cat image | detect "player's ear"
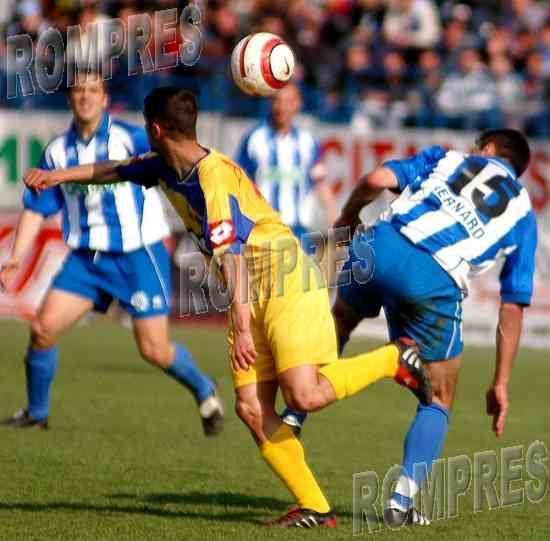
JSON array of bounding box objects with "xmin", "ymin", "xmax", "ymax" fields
[
  {"xmin": 480, "ymin": 142, "xmax": 497, "ymax": 157},
  {"xmin": 150, "ymin": 121, "xmax": 162, "ymax": 139}
]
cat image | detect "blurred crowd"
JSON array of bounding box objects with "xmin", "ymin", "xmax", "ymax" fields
[{"xmin": 1, "ymin": 0, "xmax": 549, "ymax": 137}]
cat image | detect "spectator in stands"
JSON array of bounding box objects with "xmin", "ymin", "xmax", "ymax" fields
[
  {"xmin": 6, "ymin": 0, "xmax": 48, "ymax": 40},
  {"xmin": 436, "ymin": 48, "xmax": 502, "ymax": 130},
  {"xmin": 489, "ymin": 54, "xmax": 526, "ymax": 124},
  {"xmin": 341, "ymin": 44, "xmax": 378, "ymax": 102},
  {"xmin": 406, "ymin": 49, "xmax": 444, "ymax": 127},
  {"xmin": 524, "ymin": 50, "xmax": 548, "ymax": 111},
  {"xmin": 382, "ymin": 0, "xmax": 441, "ymax": 50},
  {"xmin": 539, "ymin": 19, "xmax": 550, "ymax": 76},
  {"xmin": 0, "ymin": 0, "xmax": 546, "ymax": 134},
  {"xmin": 503, "ymin": 0, "xmax": 547, "ymax": 34}
]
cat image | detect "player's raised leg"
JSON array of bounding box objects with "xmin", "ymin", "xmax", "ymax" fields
[
  {"xmin": 2, "ymin": 289, "xmax": 94, "ymax": 429},
  {"xmin": 132, "ymin": 315, "xmax": 223, "ymax": 435},
  {"xmin": 234, "ymin": 379, "xmax": 337, "ymax": 528},
  {"xmin": 280, "ymin": 295, "xmax": 363, "ymax": 430}
]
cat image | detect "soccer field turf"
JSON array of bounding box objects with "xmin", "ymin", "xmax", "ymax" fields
[{"xmin": 0, "ymin": 319, "xmax": 548, "ymax": 541}]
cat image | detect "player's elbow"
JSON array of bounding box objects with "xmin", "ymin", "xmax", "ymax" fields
[{"xmin": 364, "ymin": 167, "xmax": 397, "ymax": 190}]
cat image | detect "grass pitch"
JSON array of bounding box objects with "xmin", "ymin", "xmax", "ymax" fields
[{"xmin": 0, "ymin": 319, "xmax": 548, "ymax": 541}]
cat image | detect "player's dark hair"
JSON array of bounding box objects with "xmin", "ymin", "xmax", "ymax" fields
[
  {"xmin": 476, "ymin": 129, "xmax": 531, "ymax": 177},
  {"xmin": 67, "ymin": 68, "xmax": 108, "ymax": 94},
  {"xmin": 144, "ymin": 87, "xmax": 198, "ymax": 140}
]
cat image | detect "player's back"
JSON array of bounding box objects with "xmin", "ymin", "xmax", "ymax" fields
[{"xmin": 382, "ymin": 146, "xmax": 537, "ymax": 293}]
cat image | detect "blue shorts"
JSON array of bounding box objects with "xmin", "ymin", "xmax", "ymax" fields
[
  {"xmin": 338, "ymin": 222, "xmax": 463, "ymax": 361},
  {"xmin": 52, "ymin": 241, "xmax": 171, "ymax": 319}
]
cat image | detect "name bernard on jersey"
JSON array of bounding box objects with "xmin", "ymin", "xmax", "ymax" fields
[{"xmin": 432, "ymin": 184, "xmax": 485, "ymax": 239}]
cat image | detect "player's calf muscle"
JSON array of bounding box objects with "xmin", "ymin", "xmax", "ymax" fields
[{"xmin": 427, "ymin": 357, "xmax": 461, "ymax": 409}]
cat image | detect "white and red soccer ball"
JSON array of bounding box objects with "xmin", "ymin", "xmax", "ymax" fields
[{"xmin": 231, "ymin": 32, "xmax": 295, "ymax": 97}]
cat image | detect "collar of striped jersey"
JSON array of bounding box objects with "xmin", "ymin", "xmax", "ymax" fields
[
  {"xmin": 265, "ymin": 117, "xmax": 299, "ymax": 139},
  {"xmin": 66, "ymin": 112, "xmax": 110, "ymax": 167},
  {"xmin": 68, "ymin": 112, "xmax": 110, "ymax": 147},
  {"xmin": 486, "ymin": 156, "xmax": 517, "ymax": 180}
]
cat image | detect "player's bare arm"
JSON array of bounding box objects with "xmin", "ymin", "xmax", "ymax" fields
[
  {"xmin": 0, "ymin": 209, "xmax": 44, "ymax": 291},
  {"xmin": 221, "ymin": 252, "xmax": 257, "ymax": 372},
  {"xmin": 334, "ymin": 166, "xmax": 398, "ymax": 233},
  {"xmin": 23, "ymin": 160, "xmax": 124, "ymax": 192},
  {"xmin": 487, "ymin": 302, "xmax": 524, "ymax": 438}
]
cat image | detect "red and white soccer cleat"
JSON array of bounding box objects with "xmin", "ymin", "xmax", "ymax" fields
[{"xmin": 392, "ymin": 338, "xmax": 433, "ymax": 406}]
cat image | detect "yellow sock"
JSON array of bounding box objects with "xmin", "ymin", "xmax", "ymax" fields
[
  {"xmin": 319, "ymin": 344, "xmax": 399, "ymax": 400},
  {"xmin": 260, "ymin": 423, "xmax": 331, "ymax": 513}
]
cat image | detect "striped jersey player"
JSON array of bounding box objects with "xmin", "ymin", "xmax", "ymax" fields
[
  {"xmin": 1, "ymin": 76, "xmax": 223, "ymax": 434},
  {"xmin": 329, "ymin": 129, "xmax": 536, "ymax": 526},
  {"xmin": 236, "ymin": 84, "xmax": 336, "ymax": 244}
]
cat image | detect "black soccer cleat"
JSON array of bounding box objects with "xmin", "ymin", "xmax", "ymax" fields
[
  {"xmin": 384, "ymin": 506, "xmax": 431, "ymax": 527},
  {"xmin": 0, "ymin": 409, "xmax": 48, "ymax": 430},
  {"xmin": 392, "ymin": 338, "xmax": 432, "ymax": 406},
  {"xmin": 264, "ymin": 507, "xmax": 338, "ymax": 528},
  {"xmin": 198, "ymin": 391, "xmax": 224, "ymax": 437}
]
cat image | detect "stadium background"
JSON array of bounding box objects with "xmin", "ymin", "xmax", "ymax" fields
[{"xmin": 0, "ymin": 0, "xmax": 548, "ymax": 346}]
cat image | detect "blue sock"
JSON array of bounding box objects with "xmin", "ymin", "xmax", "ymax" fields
[
  {"xmin": 26, "ymin": 346, "xmax": 59, "ymax": 421},
  {"xmin": 280, "ymin": 407, "xmax": 308, "ymax": 427},
  {"xmin": 390, "ymin": 403, "xmax": 450, "ymax": 510},
  {"xmin": 280, "ymin": 334, "xmax": 350, "ymax": 428},
  {"xmin": 165, "ymin": 343, "xmax": 214, "ymax": 403}
]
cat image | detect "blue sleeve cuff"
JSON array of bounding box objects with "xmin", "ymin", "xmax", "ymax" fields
[
  {"xmin": 383, "ymin": 160, "xmax": 408, "ymax": 193},
  {"xmin": 501, "ymin": 292, "xmax": 531, "ymax": 306}
]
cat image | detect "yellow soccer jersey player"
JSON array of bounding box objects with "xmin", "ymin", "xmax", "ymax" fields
[
  {"xmin": 24, "ymin": 87, "xmax": 432, "ymax": 529},
  {"xmin": 115, "ymin": 147, "xmax": 338, "ymax": 388}
]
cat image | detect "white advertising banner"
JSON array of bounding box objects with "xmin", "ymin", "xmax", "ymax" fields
[{"xmin": 0, "ymin": 111, "xmax": 548, "ymax": 348}]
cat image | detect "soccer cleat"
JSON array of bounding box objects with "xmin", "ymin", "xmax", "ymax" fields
[
  {"xmin": 264, "ymin": 507, "xmax": 338, "ymax": 528},
  {"xmin": 198, "ymin": 391, "xmax": 224, "ymax": 437},
  {"xmin": 392, "ymin": 339, "xmax": 432, "ymax": 406},
  {"xmin": 0, "ymin": 408, "xmax": 48, "ymax": 430},
  {"xmin": 384, "ymin": 506, "xmax": 431, "ymax": 527}
]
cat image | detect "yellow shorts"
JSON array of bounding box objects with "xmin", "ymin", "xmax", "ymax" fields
[{"xmin": 229, "ymin": 249, "xmax": 338, "ymax": 389}]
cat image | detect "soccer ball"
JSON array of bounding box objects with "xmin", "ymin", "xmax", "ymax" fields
[{"xmin": 231, "ymin": 32, "xmax": 295, "ymax": 97}]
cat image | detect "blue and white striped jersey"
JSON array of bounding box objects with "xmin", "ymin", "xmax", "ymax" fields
[
  {"xmin": 381, "ymin": 145, "xmax": 537, "ymax": 303},
  {"xmin": 23, "ymin": 114, "xmax": 169, "ymax": 252},
  {"xmin": 236, "ymin": 121, "xmax": 323, "ymax": 229}
]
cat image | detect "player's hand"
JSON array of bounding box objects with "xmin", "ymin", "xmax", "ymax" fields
[
  {"xmin": 0, "ymin": 257, "xmax": 20, "ymax": 292},
  {"xmin": 232, "ymin": 329, "xmax": 257, "ymax": 371},
  {"xmin": 486, "ymin": 384, "xmax": 509, "ymax": 438},
  {"xmin": 23, "ymin": 168, "xmax": 57, "ymax": 192}
]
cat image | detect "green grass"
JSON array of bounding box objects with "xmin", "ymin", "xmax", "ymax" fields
[{"xmin": 0, "ymin": 319, "xmax": 548, "ymax": 540}]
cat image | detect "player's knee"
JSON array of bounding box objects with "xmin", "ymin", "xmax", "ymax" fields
[
  {"xmin": 431, "ymin": 379, "xmax": 456, "ymax": 409},
  {"xmin": 30, "ymin": 318, "xmax": 57, "ymax": 349},
  {"xmin": 138, "ymin": 339, "xmax": 173, "ymax": 368},
  {"xmin": 284, "ymin": 389, "xmax": 318, "ymax": 413}
]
